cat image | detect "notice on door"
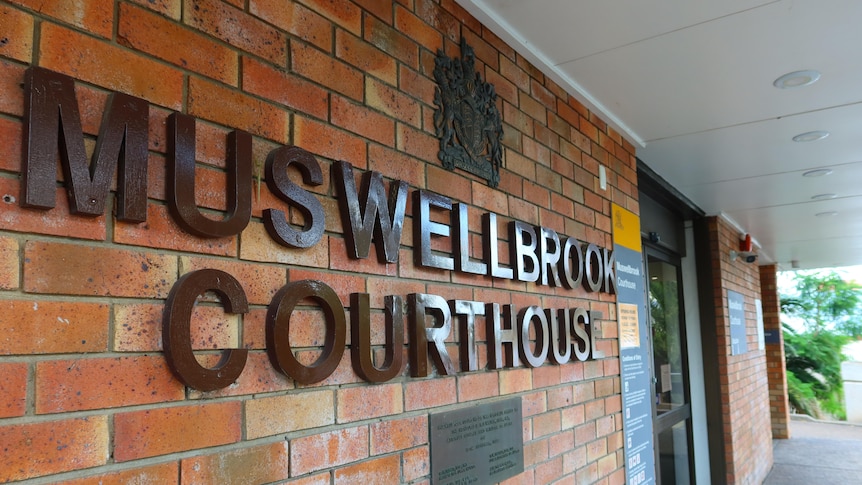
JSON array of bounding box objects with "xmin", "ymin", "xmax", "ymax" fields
[{"xmin": 612, "ymin": 204, "xmax": 656, "ymax": 485}]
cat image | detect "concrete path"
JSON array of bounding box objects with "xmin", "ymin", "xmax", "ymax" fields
[{"xmin": 764, "ymin": 416, "xmax": 862, "ymax": 484}]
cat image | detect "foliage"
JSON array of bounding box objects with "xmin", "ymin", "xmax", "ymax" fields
[{"xmin": 780, "ymin": 271, "xmax": 861, "ymax": 419}]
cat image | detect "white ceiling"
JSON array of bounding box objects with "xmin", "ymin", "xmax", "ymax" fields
[{"xmin": 457, "ymin": 0, "xmax": 862, "ymax": 270}]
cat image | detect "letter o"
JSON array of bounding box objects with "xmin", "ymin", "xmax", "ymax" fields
[{"xmin": 266, "ymin": 280, "xmax": 346, "ymax": 384}]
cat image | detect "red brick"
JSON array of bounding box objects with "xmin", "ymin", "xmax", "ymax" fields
[
  {"xmin": 295, "ymin": 115, "xmax": 367, "ymax": 164},
  {"xmin": 190, "ymin": 351, "xmax": 293, "ymax": 398},
  {"xmin": 185, "ymin": 0, "xmax": 286, "ymax": 64},
  {"xmin": 0, "ymin": 236, "xmax": 18, "ymax": 289},
  {"xmin": 250, "ymin": 0, "xmax": 331, "ymax": 51},
  {"xmin": 242, "ymin": 57, "xmax": 328, "ymax": 120},
  {"xmin": 500, "ymin": 368, "xmax": 532, "ymax": 394},
  {"xmin": 113, "ymin": 303, "xmax": 240, "ymax": 352},
  {"xmin": 0, "ymin": 4, "xmax": 33, "ymax": 62},
  {"xmin": 299, "ymin": 0, "xmax": 362, "ymax": 35},
  {"xmin": 24, "ymin": 241, "xmax": 177, "ymax": 298},
  {"xmin": 114, "ymin": 203, "xmax": 237, "ymax": 257},
  {"xmin": 334, "ymin": 454, "xmax": 400, "ymax": 483},
  {"xmin": 0, "ymin": 416, "xmax": 108, "ymax": 482},
  {"xmin": 0, "ymin": 183, "xmax": 107, "ymax": 242},
  {"xmin": 368, "ymin": 144, "xmax": 426, "ymax": 188},
  {"xmin": 189, "ymin": 76, "xmax": 288, "ymax": 142},
  {"xmin": 458, "ymin": 371, "xmax": 500, "ymax": 402},
  {"xmin": 396, "ymin": 123, "xmax": 437, "ymax": 162},
  {"xmin": 114, "ymin": 402, "xmax": 241, "ymax": 461},
  {"xmin": 364, "ymin": 14, "xmax": 418, "ymax": 69},
  {"xmin": 127, "ymin": 0, "xmax": 181, "ymax": 20},
  {"xmin": 395, "ymin": 5, "xmax": 442, "ymax": 54},
  {"xmin": 181, "ymin": 442, "xmax": 290, "ymax": 484},
  {"xmin": 245, "ymin": 389, "xmax": 334, "ymax": 439},
  {"xmin": 0, "ymin": 362, "xmax": 27, "ymax": 418},
  {"xmin": 337, "ymin": 383, "xmax": 403, "ymax": 422},
  {"xmin": 119, "ymin": 3, "xmax": 237, "ymax": 84},
  {"xmin": 426, "ymin": 165, "xmax": 471, "ymax": 201},
  {"xmin": 39, "ymin": 23, "xmax": 183, "ymax": 110},
  {"xmin": 354, "ymin": 0, "xmax": 392, "ymax": 23},
  {"xmin": 338, "ymin": 30, "xmax": 397, "ymax": 85},
  {"xmin": 405, "ymin": 377, "xmax": 457, "ymax": 411},
  {"xmin": 290, "ymin": 426, "xmax": 369, "ymax": 475},
  {"xmin": 370, "ymin": 415, "xmax": 429, "ymax": 455},
  {"xmin": 403, "ymin": 445, "xmax": 431, "ymax": 481},
  {"xmin": 367, "ymin": 77, "xmax": 421, "ymax": 128},
  {"xmin": 332, "ymin": 94, "xmax": 396, "ymax": 146},
  {"xmin": 240, "ymin": 221, "xmax": 330, "ymax": 267},
  {"xmin": 8, "ymin": 0, "xmax": 112, "ymax": 38},
  {"xmin": 35, "ymin": 356, "xmax": 184, "ymax": 413},
  {"xmin": 0, "ymin": 59, "xmax": 25, "ymax": 116},
  {"xmin": 54, "ymin": 463, "xmax": 179, "ymax": 485},
  {"xmin": 0, "ymin": 299, "xmax": 108, "ymax": 354},
  {"xmin": 181, "ymin": 255, "xmax": 286, "ymax": 305},
  {"xmin": 292, "ymin": 42, "xmax": 364, "ymax": 101}
]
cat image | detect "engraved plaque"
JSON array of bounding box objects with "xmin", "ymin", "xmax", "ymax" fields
[{"xmin": 430, "ymin": 398, "xmax": 524, "ymax": 485}]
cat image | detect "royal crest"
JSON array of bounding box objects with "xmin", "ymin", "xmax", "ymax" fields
[{"xmin": 433, "ymin": 39, "xmax": 503, "ymax": 187}]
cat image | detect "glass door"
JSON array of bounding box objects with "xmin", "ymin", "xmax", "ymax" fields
[{"xmin": 646, "ymin": 249, "xmax": 695, "ymax": 484}]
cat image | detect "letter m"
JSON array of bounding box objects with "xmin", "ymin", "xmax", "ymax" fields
[{"xmin": 23, "ymin": 67, "xmax": 148, "ymax": 222}]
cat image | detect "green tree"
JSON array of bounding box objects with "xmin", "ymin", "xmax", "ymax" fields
[{"xmin": 780, "ymin": 271, "xmax": 862, "ymax": 419}]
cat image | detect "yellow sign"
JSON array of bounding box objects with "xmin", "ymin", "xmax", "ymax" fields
[
  {"xmin": 618, "ymin": 303, "xmax": 640, "ymax": 349},
  {"xmin": 612, "ymin": 204, "xmax": 642, "ymax": 253}
]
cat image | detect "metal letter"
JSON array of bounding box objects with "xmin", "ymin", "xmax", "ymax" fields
[
  {"xmin": 559, "ymin": 237, "xmax": 584, "ymax": 289},
  {"xmin": 408, "ymin": 293, "xmax": 456, "ymax": 377},
  {"xmin": 349, "ymin": 293, "xmax": 404, "ymax": 383},
  {"xmin": 263, "ymin": 146, "xmax": 325, "ymax": 248},
  {"xmin": 602, "ymin": 248, "xmax": 617, "ymax": 294},
  {"xmin": 451, "ymin": 300, "xmax": 485, "ymax": 372},
  {"xmin": 570, "ymin": 308, "xmax": 591, "ymax": 362},
  {"xmin": 518, "ymin": 305, "xmax": 549, "ymax": 367},
  {"xmin": 266, "ymin": 280, "xmax": 346, "ymax": 385},
  {"xmin": 23, "ymin": 67, "xmax": 149, "ymax": 222},
  {"xmin": 539, "ymin": 226, "xmax": 563, "ymax": 287},
  {"xmin": 162, "ymin": 269, "xmax": 249, "ymax": 391},
  {"xmin": 413, "ymin": 190, "xmax": 455, "ymax": 270},
  {"xmin": 333, "ymin": 160, "xmax": 407, "ymax": 262},
  {"xmin": 582, "ymin": 243, "xmax": 603, "ymax": 292},
  {"xmin": 482, "ymin": 213, "xmax": 513, "ymax": 280},
  {"xmin": 167, "ymin": 113, "xmax": 252, "ymax": 237},
  {"xmin": 588, "ymin": 310, "xmax": 606, "ymax": 359},
  {"xmin": 510, "ymin": 221, "xmax": 539, "ymax": 282},
  {"xmin": 454, "ymin": 203, "xmax": 487, "ymax": 275},
  {"xmin": 547, "ymin": 308, "xmax": 572, "ymax": 364},
  {"xmin": 486, "ymin": 303, "xmax": 521, "ymax": 369}
]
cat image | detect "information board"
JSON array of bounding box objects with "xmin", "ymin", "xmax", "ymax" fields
[
  {"xmin": 612, "ymin": 204, "xmax": 656, "ymax": 485},
  {"xmin": 429, "ymin": 398, "xmax": 523, "ymax": 484},
  {"xmin": 728, "ymin": 290, "xmax": 747, "ymax": 355}
]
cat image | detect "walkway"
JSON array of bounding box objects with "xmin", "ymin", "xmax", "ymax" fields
[{"xmin": 764, "ymin": 416, "xmax": 862, "ymax": 484}]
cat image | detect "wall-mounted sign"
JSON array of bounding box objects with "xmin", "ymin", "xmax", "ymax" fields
[
  {"xmin": 728, "ymin": 290, "xmax": 747, "ymax": 355},
  {"xmin": 430, "ymin": 398, "xmax": 523, "ymax": 484},
  {"xmin": 612, "ymin": 204, "xmax": 656, "ymax": 485},
  {"xmin": 19, "ymin": 67, "xmax": 619, "ymax": 392},
  {"xmin": 433, "ymin": 39, "xmax": 503, "ymax": 187}
]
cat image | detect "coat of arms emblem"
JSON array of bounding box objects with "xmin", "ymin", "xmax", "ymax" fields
[{"xmin": 433, "ymin": 39, "xmax": 503, "ymax": 187}]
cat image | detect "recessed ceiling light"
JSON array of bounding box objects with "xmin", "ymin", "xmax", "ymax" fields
[
  {"xmin": 811, "ymin": 193, "xmax": 837, "ymax": 200},
  {"xmin": 773, "ymin": 70, "xmax": 821, "ymax": 89},
  {"xmin": 815, "ymin": 211, "xmax": 838, "ymax": 217},
  {"xmin": 793, "ymin": 131, "xmax": 830, "ymax": 142},
  {"xmin": 802, "ymin": 168, "xmax": 833, "ymax": 177}
]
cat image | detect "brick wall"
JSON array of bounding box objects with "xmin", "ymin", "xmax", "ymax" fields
[
  {"xmin": 702, "ymin": 217, "xmax": 773, "ymax": 484},
  {"xmin": 0, "ymin": 1, "xmax": 638, "ymax": 483},
  {"xmin": 760, "ymin": 264, "xmax": 790, "ymax": 439}
]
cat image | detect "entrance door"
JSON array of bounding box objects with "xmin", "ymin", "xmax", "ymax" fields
[{"xmin": 646, "ymin": 248, "xmax": 695, "ymax": 484}]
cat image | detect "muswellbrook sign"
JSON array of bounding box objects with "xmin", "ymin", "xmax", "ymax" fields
[{"xmin": 19, "ymin": 67, "xmax": 617, "ymax": 390}]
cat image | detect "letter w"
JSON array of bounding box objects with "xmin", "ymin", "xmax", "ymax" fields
[
  {"xmin": 23, "ymin": 67, "xmax": 148, "ymax": 222},
  {"xmin": 333, "ymin": 160, "xmax": 407, "ymax": 263}
]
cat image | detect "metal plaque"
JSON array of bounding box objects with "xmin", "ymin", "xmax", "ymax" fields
[
  {"xmin": 433, "ymin": 38, "xmax": 503, "ymax": 187},
  {"xmin": 430, "ymin": 398, "xmax": 523, "ymax": 485}
]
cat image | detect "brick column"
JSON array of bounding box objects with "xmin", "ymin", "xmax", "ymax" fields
[{"xmin": 760, "ymin": 264, "xmax": 791, "ymax": 439}]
